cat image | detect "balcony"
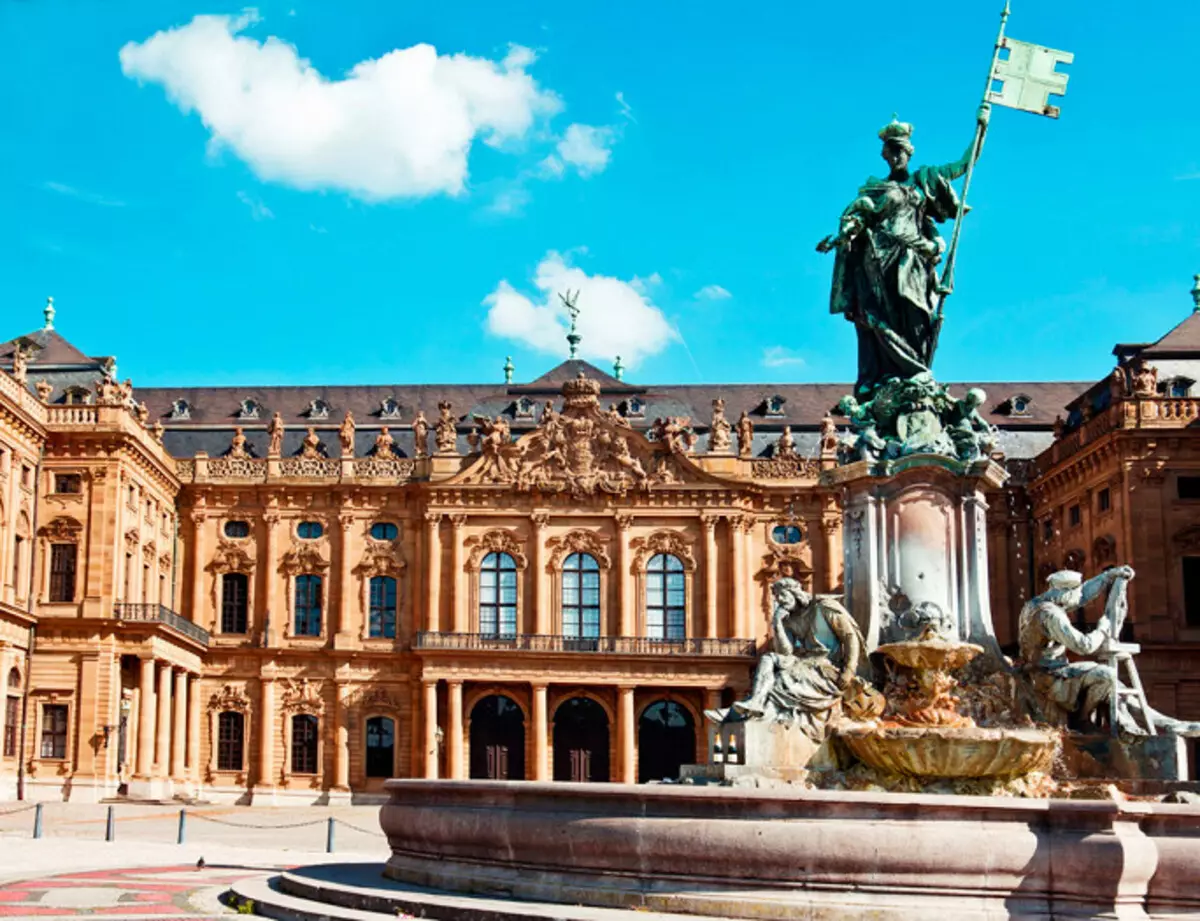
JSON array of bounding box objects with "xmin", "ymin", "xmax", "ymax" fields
[
  {"xmin": 114, "ymin": 603, "xmax": 210, "ymax": 647},
  {"xmin": 415, "ymin": 632, "xmax": 756, "ymax": 657}
]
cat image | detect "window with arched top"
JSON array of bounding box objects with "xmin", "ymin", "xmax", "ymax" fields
[
  {"xmin": 562, "ymin": 553, "xmax": 601, "ymax": 639},
  {"xmin": 7, "ymin": 667, "xmax": 20, "ymax": 688},
  {"xmin": 217, "ymin": 712, "xmax": 244, "ymax": 771},
  {"xmin": 369, "ymin": 576, "xmax": 397, "ymax": 638},
  {"xmin": 294, "ymin": 574, "xmax": 323, "ymax": 636},
  {"xmin": 646, "ymin": 553, "xmax": 686, "ymax": 640},
  {"xmin": 290, "ymin": 714, "xmax": 319, "ymax": 774},
  {"xmin": 479, "ymin": 552, "xmax": 517, "ymax": 637}
]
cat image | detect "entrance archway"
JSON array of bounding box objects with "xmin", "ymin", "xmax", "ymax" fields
[
  {"xmin": 469, "ymin": 695, "xmax": 526, "ymax": 780},
  {"xmin": 553, "ymin": 697, "xmax": 610, "ymax": 783},
  {"xmin": 638, "ymin": 700, "xmax": 696, "ymax": 783}
]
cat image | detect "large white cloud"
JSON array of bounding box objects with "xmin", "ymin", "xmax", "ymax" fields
[
  {"xmin": 119, "ymin": 13, "xmax": 563, "ymax": 200},
  {"xmin": 484, "ymin": 252, "xmax": 677, "ymax": 368}
]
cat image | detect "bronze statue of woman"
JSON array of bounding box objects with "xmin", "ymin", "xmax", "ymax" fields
[{"xmin": 818, "ymin": 106, "xmax": 990, "ymax": 400}]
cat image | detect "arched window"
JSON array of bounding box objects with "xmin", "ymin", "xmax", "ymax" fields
[
  {"xmin": 370, "ymin": 522, "xmax": 398, "ymax": 541},
  {"xmin": 294, "ymin": 575, "xmax": 323, "ymax": 636},
  {"xmin": 217, "ymin": 712, "xmax": 244, "ymax": 771},
  {"xmin": 291, "ymin": 714, "xmax": 319, "ymax": 774},
  {"xmin": 297, "ymin": 521, "xmax": 324, "ymax": 540},
  {"xmin": 369, "ymin": 576, "xmax": 397, "ymax": 639},
  {"xmin": 4, "ymin": 668, "xmax": 20, "ymax": 757},
  {"xmin": 479, "ymin": 552, "xmax": 517, "ymax": 637},
  {"xmin": 365, "ymin": 716, "xmax": 395, "ymax": 778},
  {"xmin": 224, "ymin": 520, "xmax": 250, "ymax": 539},
  {"xmin": 221, "ymin": 573, "xmax": 249, "ymax": 634},
  {"xmin": 7, "ymin": 667, "xmax": 20, "ymax": 688},
  {"xmin": 562, "ymin": 553, "xmax": 600, "ymax": 639},
  {"xmin": 646, "ymin": 553, "xmax": 685, "ymax": 640}
]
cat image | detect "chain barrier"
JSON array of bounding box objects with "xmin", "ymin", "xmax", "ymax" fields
[
  {"xmin": 188, "ymin": 813, "xmax": 327, "ymax": 830},
  {"xmin": 331, "ymin": 817, "xmax": 385, "ymax": 836}
]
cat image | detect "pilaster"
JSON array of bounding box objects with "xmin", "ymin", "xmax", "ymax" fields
[
  {"xmin": 531, "ymin": 682, "xmax": 549, "ymax": 782},
  {"xmin": 615, "ymin": 513, "xmax": 633, "ymax": 637},
  {"xmin": 449, "ymin": 515, "xmax": 467, "ymax": 633},
  {"xmin": 422, "ymin": 679, "xmax": 439, "ymax": 779},
  {"xmin": 446, "ymin": 679, "xmax": 464, "ymax": 779},
  {"xmin": 531, "ymin": 512, "xmax": 549, "ymax": 634},
  {"xmin": 171, "ymin": 668, "xmax": 187, "ymax": 780},
  {"xmin": 701, "ymin": 515, "xmax": 719, "ymax": 638},
  {"xmin": 335, "ymin": 511, "xmax": 355, "ymax": 647},
  {"xmin": 262, "ymin": 511, "xmax": 280, "ymax": 646},
  {"xmin": 424, "ymin": 513, "xmax": 442, "ymax": 633},
  {"xmin": 258, "ymin": 676, "xmax": 276, "ymax": 798},
  {"xmin": 135, "ymin": 657, "xmax": 155, "ymax": 780},
  {"xmin": 618, "ymin": 685, "xmax": 636, "ymax": 784},
  {"xmin": 189, "ymin": 510, "xmax": 207, "ymax": 628}
]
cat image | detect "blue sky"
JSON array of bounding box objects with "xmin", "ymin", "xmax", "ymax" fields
[{"xmin": 0, "ymin": 0, "xmax": 1197, "ymax": 388}]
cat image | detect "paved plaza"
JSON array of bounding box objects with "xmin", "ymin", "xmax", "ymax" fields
[{"xmin": 0, "ymin": 803, "xmax": 388, "ymax": 919}]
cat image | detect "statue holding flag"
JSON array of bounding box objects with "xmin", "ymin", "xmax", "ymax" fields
[{"xmin": 817, "ymin": 2, "xmax": 1074, "ymax": 462}]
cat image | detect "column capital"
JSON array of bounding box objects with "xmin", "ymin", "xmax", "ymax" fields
[
  {"xmin": 446, "ymin": 678, "xmax": 464, "ymax": 690},
  {"xmin": 424, "ymin": 511, "xmax": 443, "ymax": 526},
  {"xmin": 529, "ymin": 680, "xmax": 549, "ymax": 691},
  {"xmin": 262, "ymin": 511, "xmax": 282, "ymax": 528},
  {"xmin": 188, "ymin": 509, "xmax": 207, "ymax": 525},
  {"xmin": 613, "ymin": 512, "xmax": 634, "ymax": 532},
  {"xmin": 338, "ymin": 512, "xmax": 356, "ymax": 531},
  {"xmin": 530, "ymin": 511, "xmax": 551, "ymax": 530},
  {"xmin": 448, "ymin": 513, "xmax": 468, "ymax": 529},
  {"xmin": 699, "ymin": 514, "xmax": 719, "ymax": 534}
]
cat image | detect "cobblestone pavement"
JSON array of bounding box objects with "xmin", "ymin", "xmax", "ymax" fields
[{"xmin": 0, "ymin": 803, "xmax": 390, "ymax": 918}]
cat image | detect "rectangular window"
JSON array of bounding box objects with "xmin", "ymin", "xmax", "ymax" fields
[
  {"xmin": 1185, "ymin": 557, "xmax": 1200, "ymax": 628},
  {"xmin": 49, "ymin": 544, "xmax": 77, "ymax": 603},
  {"xmin": 1180, "ymin": 477, "xmax": 1200, "ymax": 500},
  {"xmin": 478, "ymin": 553, "xmax": 517, "ymax": 638},
  {"xmin": 54, "ymin": 474, "xmax": 82, "ymax": 494},
  {"xmin": 221, "ymin": 573, "xmax": 249, "ymax": 634},
  {"xmin": 368, "ymin": 576, "xmax": 397, "ymax": 639},
  {"xmin": 11, "ymin": 536, "xmax": 22, "ymax": 596},
  {"xmin": 291, "ymin": 715, "xmax": 319, "ymax": 774},
  {"xmin": 1098, "ymin": 488, "xmax": 1111, "ymax": 513},
  {"xmin": 21, "ymin": 466, "xmax": 30, "ymax": 488},
  {"xmin": 39, "ymin": 704, "xmax": 68, "ymax": 759},
  {"xmin": 646, "ymin": 554, "xmax": 686, "ymax": 640},
  {"xmin": 294, "ymin": 575, "xmax": 322, "ymax": 636},
  {"xmin": 1068, "ymin": 504, "xmax": 1081, "ymax": 528},
  {"xmin": 3, "ymin": 696, "xmax": 17, "ymax": 757},
  {"xmin": 217, "ymin": 711, "xmax": 244, "ymax": 771}
]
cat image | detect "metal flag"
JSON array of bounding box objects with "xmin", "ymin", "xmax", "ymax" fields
[{"xmin": 987, "ymin": 38, "xmax": 1074, "ymax": 118}]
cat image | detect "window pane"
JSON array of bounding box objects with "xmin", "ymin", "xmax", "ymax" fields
[
  {"xmin": 666, "ymin": 554, "xmax": 683, "ymax": 572},
  {"xmin": 582, "ymin": 586, "xmax": 600, "ymax": 607},
  {"xmin": 500, "ymin": 584, "xmax": 517, "ymax": 605}
]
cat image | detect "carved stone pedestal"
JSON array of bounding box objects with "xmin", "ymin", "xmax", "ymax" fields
[
  {"xmin": 681, "ymin": 720, "xmax": 821, "ymax": 784},
  {"xmin": 822, "ymin": 456, "xmax": 1007, "ymax": 654}
]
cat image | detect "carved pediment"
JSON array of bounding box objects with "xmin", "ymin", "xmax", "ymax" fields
[
  {"xmin": 279, "ymin": 541, "xmax": 330, "ymax": 575},
  {"xmin": 208, "ymin": 684, "xmax": 251, "ymax": 713},
  {"xmin": 208, "ymin": 537, "xmax": 256, "ymax": 574},
  {"xmin": 353, "ymin": 540, "xmax": 407, "ymax": 579},
  {"xmin": 41, "ymin": 516, "xmax": 83, "ymax": 542},
  {"xmin": 465, "ymin": 529, "xmax": 528, "ymax": 570},
  {"xmin": 280, "ymin": 678, "xmax": 324, "ymax": 715},
  {"xmin": 546, "ymin": 530, "xmax": 612, "ymax": 571},
  {"xmin": 630, "ymin": 531, "xmax": 696, "ymax": 573}
]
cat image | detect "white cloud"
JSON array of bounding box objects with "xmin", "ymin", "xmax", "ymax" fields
[
  {"xmin": 554, "ymin": 123, "xmax": 615, "ymax": 177},
  {"xmin": 236, "ymin": 189, "xmax": 274, "ymax": 220},
  {"xmin": 119, "ymin": 13, "xmax": 562, "ymax": 200},
  {"xmin": 486, "ymin": 184, "xmax": 531, "ymax": 216},
  {"xmin": 762, "ymin": 346, "xmax": 806, "ymax": 368},
  {"xmin": 42, "ymin": 181, "xmax": 126, "ymax": 208},
  {"xmin": 484, "ymin": 251, "xmax": 676, "ymax": 367},
  {"xmin": 695, "ymin": 284, "xmax": 731, "ymax": 301},
  {"xmin": 615, "ymin": 91, "xmax": 635, "ymax": 122}
]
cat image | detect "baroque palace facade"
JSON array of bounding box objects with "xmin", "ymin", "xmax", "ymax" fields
[{"xmin": 1, "ymin": 284, "xmax": 1199, "ymax": 803}]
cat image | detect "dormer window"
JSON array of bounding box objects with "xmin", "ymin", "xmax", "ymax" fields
[
  {"xmin": 307, "ymin": 399, "xmax": 331, "ymax": 420},
  {"xmin": 513, "ymin": 397, "xmax": 536, "ymax": 420},
  {"xmin": 1010, "ymin": 394, "xmax": 1032, "ymax": 416},
  {"xmin": 623, "ymin": 396, "xmax": 645, "ymax": 418},
  {"xmin": 168, "ymin": 399, "xmax": 191, "ymax": 420},
  {"xmin": 379, "ymin": 397, "xmax": 402, "ymax": 420},
  {"xmin": 237, "ymin": 398, "xmax": 260, "ymax": 421},
  {"xmin": 63, "ymin": 386, "xmax": 91, "ymax": 406},
  {"xmin": 1159, "ymin": 377, "xmax": 1194, "ymax": 399},
  {"xmin": 763, "ymin": 395, "xmax": 786, "ymax": 417}
]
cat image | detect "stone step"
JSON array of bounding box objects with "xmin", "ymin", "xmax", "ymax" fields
[{"xmin": 229, "ymin": 863, "xmax": 756, "ymax": 921}]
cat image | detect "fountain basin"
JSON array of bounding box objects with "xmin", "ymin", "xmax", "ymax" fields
[
  {"xmin": 876, "ymin": 637, "xmax": 984, "ymax": 671},
  {"xmin": 838, "ymin": 724, "xmax": 1057, "ymax": 778}
]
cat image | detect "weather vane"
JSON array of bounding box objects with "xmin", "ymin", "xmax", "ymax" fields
[{"xmin": 560, "ymin": 289, "xmax": 581, "ymax": 359}]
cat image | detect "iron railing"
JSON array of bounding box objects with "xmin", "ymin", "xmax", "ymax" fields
[
  {"xmin": 415, "ymin": 632, "xmax": 755, "ymax": 657},
  {"xmin": 114, "ymin": 603, "xmax": 210, "ymax": 646}
]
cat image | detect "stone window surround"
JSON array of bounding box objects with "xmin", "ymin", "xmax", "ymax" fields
[
  {"xmin": 37, "ymin": 517, "xmax": 83, "ymax": 605},
  {"xmin": 631, "ymin": 531, "xmax": 696, "ymax": 640},
  {"xmin": 31, "ymin": 691, "xmax": 73, "ymax": 767},
  {"xmin": 465, "ymin": 529, "xmax": 528, "ymax": 636},
  {"xmin": 362, "ymin": 712, "xmax": 399, "ymax": 780},
  {"xmin": 285, "ymin": 712, "xmax": 322, "ymax": 780},
  {"xmin": 207, "ymin": 688, "xmax": 252, "ymax": 780},
  {"xmin": 546, "ymin": 530, "xmax": 612, "ymax": 637}
]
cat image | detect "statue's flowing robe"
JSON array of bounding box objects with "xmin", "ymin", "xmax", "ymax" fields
[{"xmin": 830, "ymin": 164, "xmax": 962, "ymax": 399}]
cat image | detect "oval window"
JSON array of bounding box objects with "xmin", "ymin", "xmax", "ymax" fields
[
  {"xmin": 224, "ymin": 520, "xmax": 251, "ymax": 539},
  {"xmin": 297, "ymin": 521, "xmax": 324, "ymax": 540},
  {"xmin": 370, "ymin": 522, "xmax": 398, "ymax": 541},
  {"xmin": 772, "ymin": 525, "xmax": 802, "ymax": 545}
]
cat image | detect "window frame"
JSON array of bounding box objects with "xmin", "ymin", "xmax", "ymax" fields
[
  {"xmin": 3, "ymin": 695, "xmax": 19, "ymax": 758},
  {"xmin": 645, "ymin": 553, "xmax": 687, "ymax": 641},
  {"xmin": 53, "ymin": 474, "xmax": 82, "ymax": 495},
  {"xmin": 364, "ymin": 715, "xmax": 396, "ymax": 779},
  {"xmin": 368, "ymin": 575, "xmax": 397, "ymax": 639},
  {"xmin": 221, "ymin": 572, "xmax": 250, "ymax": 634},
  {"xmin": 39, "ymin": 703, "xmax": 69, "ymax": 760},
  {"xmin": 223, "ymin": 520, "xmax": 251, "ymax": 539},
  {"xmin": 48, "ymin": 542, "xmax": 77, "ymax": 603},
  {"xmin": 293, "ymin": 574, "xmax": 323, "ymax": 637},
  {"xmin": 561, "ymin": 552, "xmax": 602, "ymax": 639},
  {"xmin": 369, "ymin": 522, "xmax": 399, "ymax": 542},
  {"xmin": 297, "ymin": 521, "xmax": 324, "ymax": 540},
  {"xmin": 289, "ymin": 713, "xmax": 320, "ymax": 775},
  {"xmin": 478, "ymin": 551, "xmax": 518, "ymax": 638},
  {"xmin": 216, "ymin": 711, "xmax": 245, "ymax": 772}
]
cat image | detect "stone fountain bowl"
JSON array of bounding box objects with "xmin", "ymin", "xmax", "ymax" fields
[
  {"xmin": 838, "ymin": 724, "xmax": 1057, "ymax": 779},
  {"xmin": 876, "ymin": 638, "xmax": 984, "ymax": 672}
]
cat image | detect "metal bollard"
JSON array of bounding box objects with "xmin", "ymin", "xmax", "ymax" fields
[
  {"xmin": 177, "ymin": 808, "xmax": 187, "ymax": 845},
  {"xmin": 33, "ymin": 803, "xmax": 43, "ymax": 839},
  {"xmin": 326, "ymin": 816, "xmax": 335, "ymax": 854},
  {"xmin": 105, "ymin": 805, "xmax": 115, "ymax": 842}
]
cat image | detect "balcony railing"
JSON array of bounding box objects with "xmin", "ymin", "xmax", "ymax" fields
[
  {"xmin": 114, "ymin": 603, "xmax": 210, "ymax": 646},
  {"xmin": 415, "ymin": 632, "xmax": 756, "ymax": 657}
]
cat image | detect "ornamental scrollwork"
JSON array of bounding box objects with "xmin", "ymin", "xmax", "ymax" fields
[
  {"xmin": 40, "ymin": 516, "xmax": 83, "ymax": 542},
  {"xmin": 630, "ymin": 531, "xmax": 696, "ymax": 573},
  {"xmin": 208, "ymin": 683, "xmax": 251, "ymax": 713},
  {"xmin": 279, "ymin": 457, "xmax": 340, "ymax": 478},
  {"xmin": 465, "ymin": 529, "xmax": 528, "ymax": 571},
  {"xmin": 279, "ymin": 677, "xmax": 324, "ymax": 716},
  {"xmin": 546, "ymin": 530, "xmax": 612, "ymax": 571},
  {"xmin": 353, "ymin": 539, "xmax": 407, "ymax": 579},
  {"xmin": 751, "ymin": 456, "xmax": 821, "ymax": 479},
  {"xmin": 279, "ymin": 541, "xmax": 330, "ymax": 576},
  {"xmin": 207, "ymin": 457, "xmax": 267, "ymax": 481}
]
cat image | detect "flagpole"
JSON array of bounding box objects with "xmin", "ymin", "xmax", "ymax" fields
[{"xmin": 935, "ymin": 1, "xmax": 1011, "ymax": 305}]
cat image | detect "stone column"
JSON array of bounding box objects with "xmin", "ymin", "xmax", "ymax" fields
[
  {"xmin": 336, "ymin": 512, "xmax": 355, "ymax": 645},
  {"xmin": 728, "ymin": 516, "xmax": 747, "ymax": 638},
  {"xmin": 617, "ymin": 685, "xmax": 636, "ymax": 784},
  {"xmin": 262, "ymin": 512, "xmax": 280, "ymax": 645},
  {"xmin": 171, "ymin": 669, "xmax": 187, "ymax": 780},
  {"xmin": 446, "ymin": 679, "xmax": 464, "ymax": 779},
  {"xmin": 449, "ymin": 516, "xmax": 467, "ymax": 633},
  {"xmin": 820, "ymin": 517, "xmax": 840, "ymax": 593},
  {"xmin": 424, "ymin": 513, "xmax": 442, "ymax": 633},
  {"xmin": 531, "ymin": 682, "xmax": 549, "ymax": 782},
  {"xmin": 189, "ymin": 511, "xmax": 206, "ymax": 627},
  {"xmin": 702, "ymin": 516, "xmax": 719, "ymax": 638},
  {"xmin": 259, "ymin": 677, "xmax": 275, "ymax": 789},
  {"xmin": 187, "ymin": 675, "xmax": 201, "ymax": 781},
  {"xmin": 422, "ymin": 679, "xmax": 439, "ymax": 779},
  {"xmin": 155, "ymin": 663, "xmax": 172, "ymax": 776},
  {"xmin": 531, "ymin": 513, "xmax": 549, "ymax": 635},
  {"xmin": 333, "ymin": 684, "xmax": 350, "ymax": 791},
  {"xmin": 615, "ymin": 514, "xmax": 633, "ymax": 636}
]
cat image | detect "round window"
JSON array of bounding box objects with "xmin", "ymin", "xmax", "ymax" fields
[
  {"xmin": 370, "ymin": 522, "xmax": 398, "ymax": 541},
  {"xmin": 297, "ymin": 521, "xmax": 324, "ymax": 540},
  {"xmin": 771, "ymin": 525, "xmax": 802, "ymax": 545},
  {"xmin": 224, "ymin": 520, "xmax": 251, "ymax": 539}
]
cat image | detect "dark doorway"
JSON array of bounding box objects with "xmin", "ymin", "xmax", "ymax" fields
[
  {"xmin": 553, "ymin": 697, "xmax": 610, "ymax": 783},
  {"xmin": 469, "ymin": 695, "xmax": 526, "ymax": 780},
  {"xmin": 365, "ymin": 716, "xmax": 395, "ymax": 778},
  {"xmin": 638, "ymin": 700, "xmax": 696, "ymax": 783}
]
